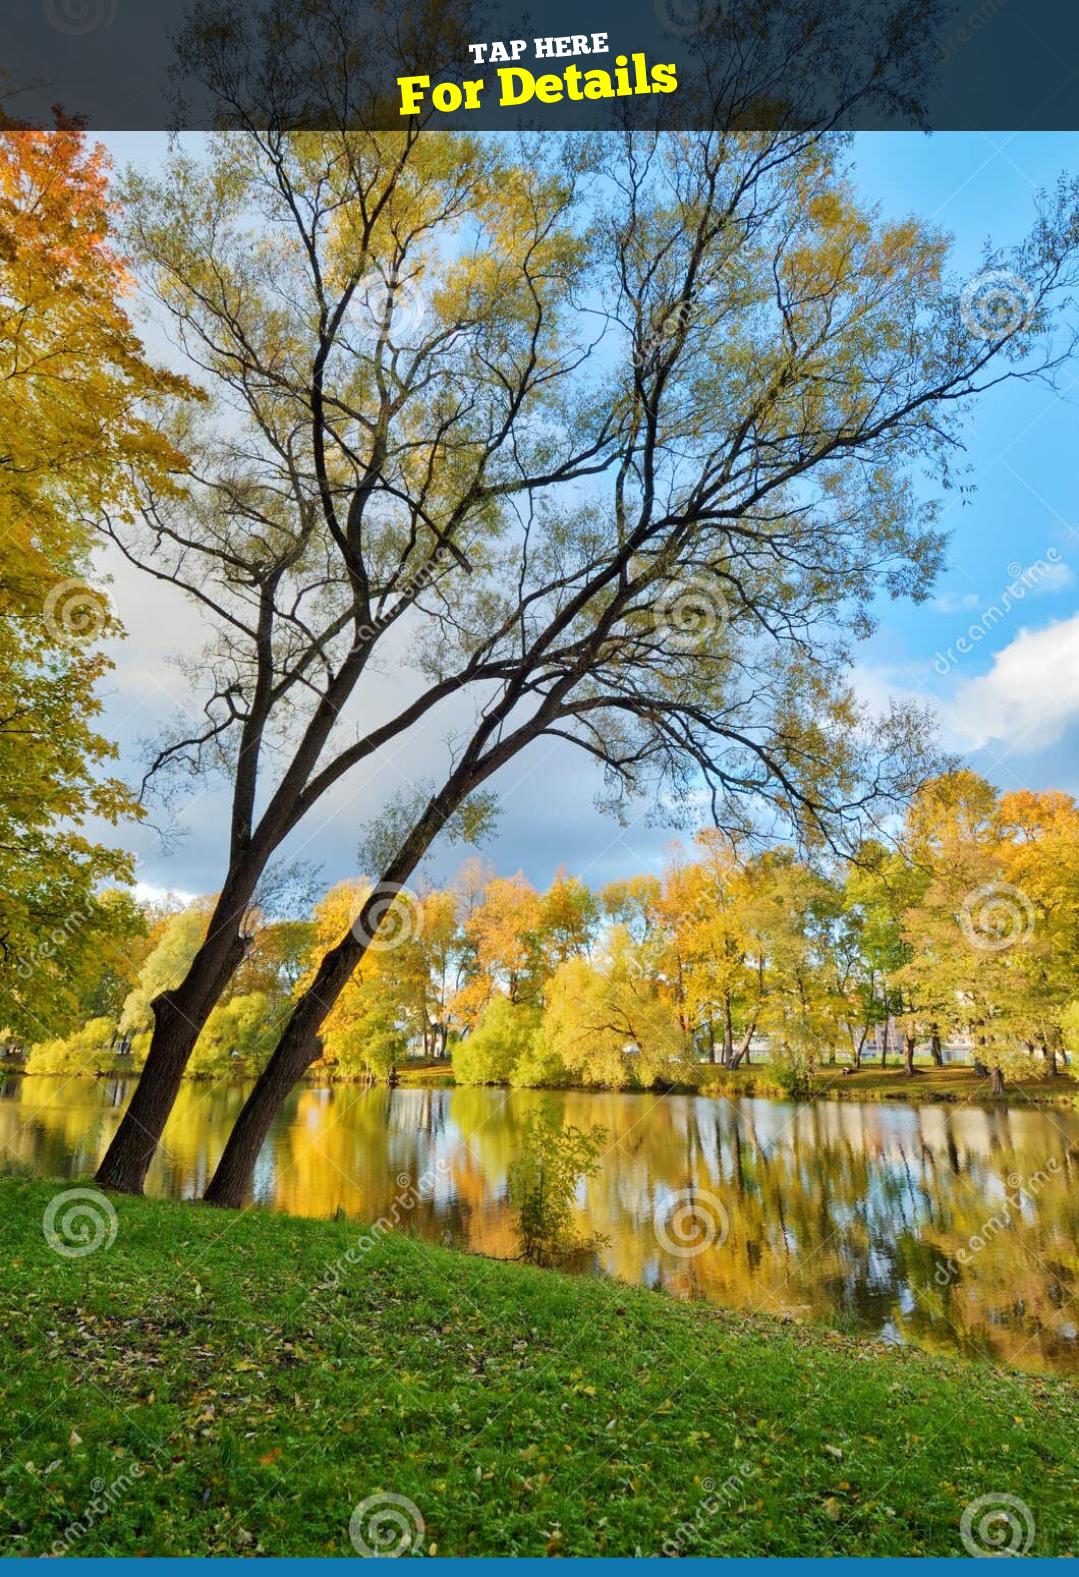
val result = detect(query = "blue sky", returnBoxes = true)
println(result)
[852,133,1079,803]
[95,132,1079,905]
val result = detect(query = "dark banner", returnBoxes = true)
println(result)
[2,0,1078,132]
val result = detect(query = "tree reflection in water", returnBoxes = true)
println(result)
[2,1077,1076,1373]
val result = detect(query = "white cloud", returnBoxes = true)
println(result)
[932,590,981,613]
[132,881,199,909]
[1027,558,1074,595]
[943,613,1079,753]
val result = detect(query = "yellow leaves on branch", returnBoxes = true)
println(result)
[0,128,195,555]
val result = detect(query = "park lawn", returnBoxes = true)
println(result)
[0,1176,1076,1558]
[386,1058,1078,1107]
[807,1062,1079,1105]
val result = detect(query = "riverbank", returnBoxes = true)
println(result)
[695,1062,1079,1108]
[433,1060,1078,1108]
[8,1058,1074,1109]
[1,1176,1076,1557]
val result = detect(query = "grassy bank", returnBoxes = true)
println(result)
[694,1061,1079,1108]
[425,1060,1079,1108]
[1,1177,1076,1557]
[8,1058,1074,1109]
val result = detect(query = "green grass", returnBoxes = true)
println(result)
[1,1176,1076,1557]
[693,1061,1079,1107]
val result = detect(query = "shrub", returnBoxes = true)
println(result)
[509,1027,570,1089]
[453,998,542,1085]
[770,1046,815,1100]
[25,1018,119,1075]
[508,1104,607,1265]
[188,992,284,1077]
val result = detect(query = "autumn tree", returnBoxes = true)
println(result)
[996,788,1079,1073]
[451,874,546,1030]
[541,931,688,1090]
[842,839,926,1068]
[118,899,216,1041]
[0,129,190,1041]
[898,772,1043,1092]
[82,122,1079,1201]
[93,127,609,1193]
[670,833,760,1064]
[205,130,1079,1207]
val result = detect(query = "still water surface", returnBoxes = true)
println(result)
[3,1074,1077,1373]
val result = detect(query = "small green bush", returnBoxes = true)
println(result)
[453,998,543,1085]
[508,1104,607,1265]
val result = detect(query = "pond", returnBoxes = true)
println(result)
[3,1074,1077,1373]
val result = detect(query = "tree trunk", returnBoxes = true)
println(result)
[929,1024,943,1066]
[903,1034,917,1077]
[722,996,734,1066]
[990,1065,1005,1096]
[94,1002,201,1193]
[202,788,449,1207]
[880,1018,889,1067]
[95,921,251,1194]
[851,1024,868,1070]
[728,1019,756,1071]
[1042,1043,1057,1076]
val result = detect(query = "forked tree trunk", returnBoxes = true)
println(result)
[851,1024,868,1070]
[204,924,369,1207]
[722,997,734,1066]
[203,791,452,1209]
[94,1002,200,1194]
[728,1019,757,1071]
[95,876,257,1194]
[990,1065,1005,1096]
[903,1034,917,1077]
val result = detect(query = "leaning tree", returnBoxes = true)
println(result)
[92,125,1079,1200]
[196,130,1079,1205]
[93,128,619,1191]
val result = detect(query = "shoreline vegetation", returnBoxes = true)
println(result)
[13,775,1079,1174]
[7,1057,1076,1110]
[3,1175,1077,1557]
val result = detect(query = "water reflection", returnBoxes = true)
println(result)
[1,1075,1076,1373]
